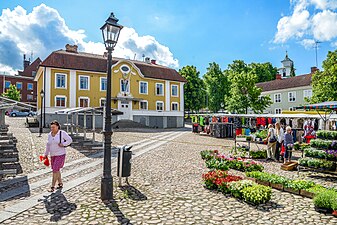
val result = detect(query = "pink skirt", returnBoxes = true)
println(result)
[51,154,66,172]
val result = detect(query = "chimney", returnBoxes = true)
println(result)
[145,57,151,63]
[276,74,282,80]
[23,54,30,70]
[311,66,318,73]
[65,44,78,53]
[151,59,156,64]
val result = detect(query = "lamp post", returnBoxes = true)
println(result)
[100,12,123,200]
[39,89,44,137]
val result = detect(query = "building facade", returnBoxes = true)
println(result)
[35,45,186,128]
[0,56,41,105]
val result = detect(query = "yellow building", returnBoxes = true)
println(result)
[34,45,186,128]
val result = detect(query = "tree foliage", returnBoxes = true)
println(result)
[310,50,337,103]
[2,84,21,101]
[226,61,272,114]
[179,65,205,112]
[203,62,229,112]
[290,64,296,77]
[250,62,277,82]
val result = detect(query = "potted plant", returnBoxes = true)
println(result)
[269,174,288,191]
[228,179,255,199]
[284,180,315,195]
[241,184,272,205]
[313,189,336,213]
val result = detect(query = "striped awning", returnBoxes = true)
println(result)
[295,101,337,110]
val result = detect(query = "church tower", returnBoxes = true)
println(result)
[278,51,295,78]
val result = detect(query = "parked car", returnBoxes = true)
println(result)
[9,110,36,117]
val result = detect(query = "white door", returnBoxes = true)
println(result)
[118,100,131,120]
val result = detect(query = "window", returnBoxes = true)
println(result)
[16,82,22,89]
[303,90,312,99]
[288,92,296,102]
[79,97,89,107]
[27,83,33,90]
[56,73,66,88]
[27,94,33,101]
[139,81,148,94]
[156,83,164,96]
[55,96,66,107]
[275,108,282,114]
[274,93,281,103]
[156,101,164,111]
[171,85,178,97]
[100,98,106,107]
[120,65,130,74]
[5,81,10,88]
[79,76,89,90]
[172,102,179,111]
[289,107,294,111]
[120,79,130,93]
[140,101,148,110]
[100,77,107,91]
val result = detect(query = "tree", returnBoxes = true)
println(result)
[290,64,296,77]
[179,65,205,112]
[249,62,277,82]
[2,84,21,101]
[310,50,337,103]
[226,66,272,114]
[203,62,229,112]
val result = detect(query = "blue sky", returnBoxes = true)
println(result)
[1,0,337,76]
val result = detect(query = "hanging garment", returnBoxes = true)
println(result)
[268,118,273,125]
[272,118,276,124]
[199,116,205,127]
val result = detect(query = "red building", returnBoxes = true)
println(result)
[0,55,41,106]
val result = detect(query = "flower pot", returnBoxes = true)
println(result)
[256,180,270,187]
[270,183,284,191]
[300,189,315,199]
[315,207,332,214]
[284,187,300,195]
[332,210,337,217]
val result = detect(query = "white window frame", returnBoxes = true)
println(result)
[120,79,130,93]
[139,81,148,95]
[274,93,281,103]
[156,101,164,111]
[171,102,179,111]
[156,83,164,96]
[171,84,179,97]
[79,75,90,90]
[78,96,90,107]
[5,81,10,88]
[27,83,33,90]
[100,77,107,91]
[16,82,22,90]
[303,89,312,99]
[275,108,282,114]
[288,91,296,102]
[139,100,148,110]
[55,73,67,89]
[55,95,67,107]
[99,98,106,107]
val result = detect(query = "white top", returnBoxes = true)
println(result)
[276,127,284,143]
[45,130,73,156]
[268,128,276,139]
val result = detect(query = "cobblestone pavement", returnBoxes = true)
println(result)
[1,118,337,224]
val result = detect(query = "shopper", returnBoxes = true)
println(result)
[275,122,284,163]
[266,124,277,161]
[283,126,294,164]
[44,120,72,192]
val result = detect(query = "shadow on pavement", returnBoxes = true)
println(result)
[119,185,147,201]
[40,190,77,222]
[0,175,30,202]
[242,199,285,212]
[104,200,133,225]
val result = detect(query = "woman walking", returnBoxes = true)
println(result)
[266,124,277,161]
[44,120,72,192]
[275,122,284,162]
[283,126,294,164]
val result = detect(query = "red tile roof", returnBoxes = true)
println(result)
[256,74,312,92]
[40,50,186,82]
[18,58,42,77]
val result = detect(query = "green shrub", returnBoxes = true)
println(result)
[284,180,315,191]
[310,139,333,149]
[205,159,229,171]
[305,184,327,194]
[317,131,337,140]
[299,158,335,170]
[268,174,289,185]
[201,150,218,160]
[249,150,267,159]
[228,180,256,198]
[314,189,337,209]
[242,185,272,205]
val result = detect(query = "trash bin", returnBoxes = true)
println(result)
[117,145,133,177]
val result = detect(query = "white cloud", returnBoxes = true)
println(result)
[300,38,316,49]
[0,4,179,75]
[274,0,337,45]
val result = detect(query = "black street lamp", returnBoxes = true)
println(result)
[39,89,44,137]
[100,12,123,200]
